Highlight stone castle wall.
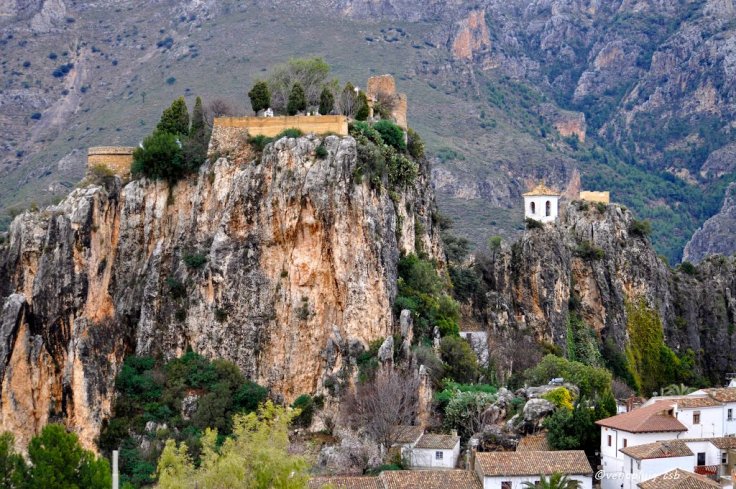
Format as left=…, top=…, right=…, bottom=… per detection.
left=579, top=191, right=610, bottom=204
left=366, top=74, right=408, bottom=130
left=87, top=147, right=135, bottom=176
left=214, top=115, right=348, bottom=138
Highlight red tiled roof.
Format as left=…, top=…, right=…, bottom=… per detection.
left=309, top=476, right=382, bottom=489
left=379, top=470, right=482, bottom=489
left=638, top=469, right=720, bottom=489
left=391, top=426, right=424, bottom=445
left=516, top=433, right=550, bottom=452
left=414, top=433, right=460, bottom=450
left=703, top=388, right=736, bottom=402
left=620, top=440, right=693, bottom=460
left=596, top=401, right=687, bottom=433
left=474, top=450, right=593, bottom=477
left=671, top=397, right=722, bottom=408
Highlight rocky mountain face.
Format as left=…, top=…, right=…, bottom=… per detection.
left=684, top=183, right=736, bottom=262
left=2, top=0, right=735, bottom=263
left=0, top=134, right=442, bottom=450
left=475, top=202, right=736, bottom=385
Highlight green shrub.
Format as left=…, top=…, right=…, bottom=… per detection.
left=315, top=143, right=328, bottom=159
left=291, top=394, right=316, bottom=428
left=525, top=217, right=544, bottom=230
left=679, top=261, right=697, bottom=276
left=596, top=202, right=607, bottom=213
left=575, top=241, right=605, bottom=260
left=407, top=128, right=425, bottom=159
left=286, top=82, right=307, bottom=115
left=248, top=81, right=271, bottom=113
left=274, top=128, right=303, bottom=140
left=541, top=387, right=574, bottom=410
left=349, top=121, right=383, bottom=145
left=248, top=134, right=273, bottom=151
left=214, top=308, right=228, bottom=322
left=525, top=354, right=612, bottom=398
left=166, top=277, right=186, bottom=299
left=439, top=336, right=479, bottom=383
left=373, top=120, right=406, bottom=151
left=629, top=219, right=652, bottom=237
left=387, top=152, right=418, bottom=187
left=132, top=130, right=185, bottom=181
left=184, top=253, right=207, bottom=269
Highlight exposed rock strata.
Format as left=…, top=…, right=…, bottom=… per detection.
left=0, top=135, right=442, bottom=449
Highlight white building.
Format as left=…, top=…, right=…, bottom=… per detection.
left=409, top=433, right=461, bottom=469
left=597, top=387, right=736, bottom=489
left=523, top=183, right=560, bottom=223
left=474, top=450, right=593, bottom=489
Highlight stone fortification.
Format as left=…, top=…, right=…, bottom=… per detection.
left=579, top=191, right=610, bottom=204
left=366, top=75, right=408, bottom=130
left=87, top=146, right=136, bottom=176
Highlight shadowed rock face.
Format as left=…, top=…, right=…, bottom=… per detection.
left=477, top=202, right=736, bottom=384
left=0, top=134, right=442, bottom=450
left=684, top=183, right=736, bottom=263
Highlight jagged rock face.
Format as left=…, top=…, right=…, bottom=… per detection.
left=479, top=203, right=736, bottom=382
left=684, top=183, right=736, bottom=263
left=0, top=135, right=442, bottom=449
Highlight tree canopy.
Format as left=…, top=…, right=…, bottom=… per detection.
left=157, top=97, right=190, bottom=136
left=287, top=83, right=307, bottom=116
left=248, top=81, right=271, bottom=113
left=267, top=58, right=330, bottom=112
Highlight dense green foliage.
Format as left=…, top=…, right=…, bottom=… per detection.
left=99, top=352, right=267, bottom=488
left=395, top=254, right=460, bottom=340
left=441, top=387, right=497, bottom=440
left=286, top=83, right=307, bottom=116
left=522, top=472, right=582, bottom=489
left=266, top=57, right=331, bottom=112
left=439, top=336, right=479, bottom=383
left=2, top=426, right=111, bottom=488
left=373, top=120, right=406, bottom=151
left=248, top=81, right=271, bottom=113
left=157, top=97, right=190, bottom=136
left=525, top=354, right=612, bottom=398
left=318, top=87, right=334, bottom=115
left=355, top=91, right=370, bottom=121
left=544, top=398, right=614, bottom=456
left=625, top=299, right=697, bottom=395
left=132, top=130, right=185, bottom=181
left=541, top=387, right=574, bottom=411
left=183, top=96, right=209, bottom=170
left=350, top=121, right=419, bottom=190
left=156, top=402, right=309, bottom=489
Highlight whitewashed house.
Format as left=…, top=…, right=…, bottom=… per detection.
left=619, top=440, right=696, bottom=489
left=523, top=183, right=560, bottom=224
left=474, top=450, right=593, bottom=489
left=409, top=433, right=461, bottom=469
left=390, top=425, right=424, bottom=462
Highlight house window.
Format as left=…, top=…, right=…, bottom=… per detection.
left=697, top=452, right=706, bottom=466
left=530, top=202, right=536, bottom=214
left=693, top=411, right=701, bottom=425
left=607, top=435, right=612, bottom=447
left=435, top=451, right=443, bottom=460
left=722, top=452, right=728, bottom=465
left=728, top=409, right=733, bottom=421
left=545, top=201, right=551, bottom=216
left=623, top=439, right=628, bottom=448
left=502, top=482, right=512, bottom=489
left=534, top=481, right=541, bottom=487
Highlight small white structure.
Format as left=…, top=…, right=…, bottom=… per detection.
left=409, top=433, right=461, bottom=469
left=390, top=425, right=424, bottom=462
left=263, top=108, right=274, bottom=117
left=523, top=182, right=560, bottom=223
left=474, top=450, right=593, bottom=489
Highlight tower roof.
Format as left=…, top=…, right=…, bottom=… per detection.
left=523, top=182, right=560, bottom=197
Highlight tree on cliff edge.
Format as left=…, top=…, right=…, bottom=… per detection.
left=157, top=97, right=190, bottom=136
left=183, top=96, right=210, bottom=170
left=248, top=81, right=271, bottom=114
left=319, top=87, right=334, bottom=115
left=287, top=83, right=307, bottom=116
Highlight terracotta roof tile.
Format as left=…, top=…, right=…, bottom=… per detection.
left=596, top=401, right=687, bottom=433
left=678, top=436, right=736, bottom=449
left=391, top=426, right=424, bottom=445
left=414, top=433, right=460, bottom=450
left=704, top=388, right=736, bottom=402
left=671, top=397, right=722, bottom=408
left=620, top=440, right=693, bottom=460
left=474, top=450, right=593, bottom=477
left=309, top=476, right=382, bottom=489
left=379, top=470, right=482, bottom=489
left=516, top=433, right=550, bottom=452
left=638, top=469, right=720, bottom=489
left=523, top=183, right=560, bottom=197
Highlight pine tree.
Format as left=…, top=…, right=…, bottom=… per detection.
left=287, top=82, right=307, bottom=116
left=0, top=432, right=27, bottom=489
left=157, top=97, right=190, bottom=136
left=248, top=81, right=271, bottom=114
left=184, top=96, right=209, bottom=171
left=355, top=91, right=370, bottom=121
left=319, top=87, right=334, bottom=115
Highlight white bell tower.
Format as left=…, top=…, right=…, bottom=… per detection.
left=523, top=182, right=560, bottom=223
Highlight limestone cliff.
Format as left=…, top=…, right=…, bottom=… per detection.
left=0, top=134, right=442, bottom=450
left=683, top=183, right=736, bottom=263
left=476, top=202, right=736, bottom=384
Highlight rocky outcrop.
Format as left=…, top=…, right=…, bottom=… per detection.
left=683, top=183, right=736, bottom=263
left=0, top=134, right=442, bottom=450
left=451, top=9, right=491, bottom=61
left=478, top=202, right=736, bottom=384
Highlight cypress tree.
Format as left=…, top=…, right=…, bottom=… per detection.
left=248, top=81, right=271, bottom=113
left=319, top=87, right=334, bottom=115
left=355, top=91, right=370, bottom=121
left=286, top=82, right=307, bottom=116
left=184, top=96, right=209, bottom=171
left=157, top=97, right=190, bottom=136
